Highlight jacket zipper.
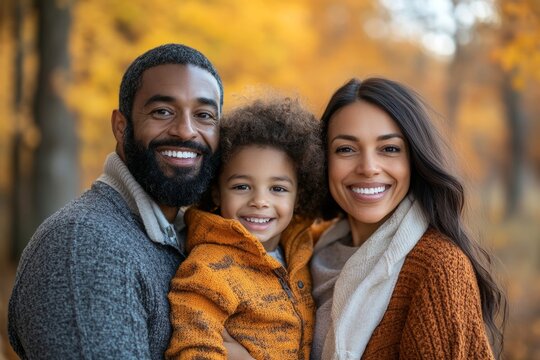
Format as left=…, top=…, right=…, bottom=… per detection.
left=274, top=268, right=305, bottom=360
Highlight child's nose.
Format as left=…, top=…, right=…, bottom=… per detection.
left=249, top=191, right=269, bottom=208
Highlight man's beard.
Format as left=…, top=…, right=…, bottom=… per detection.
left=123, top=125, right=220, bottom=207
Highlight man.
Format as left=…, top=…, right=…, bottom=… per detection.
left=8, top=43, right=223, bottom=359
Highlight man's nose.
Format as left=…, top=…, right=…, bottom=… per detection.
left=168, top=114, right=197, bottom=140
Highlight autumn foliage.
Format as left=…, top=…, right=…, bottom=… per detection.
left=0, top=0, right=539, bottom=358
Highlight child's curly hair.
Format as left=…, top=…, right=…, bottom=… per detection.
left=209, top=97, right=325, bottom=219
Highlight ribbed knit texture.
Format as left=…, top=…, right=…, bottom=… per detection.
left=361, top=229, right=494, bottom=359
left=166, top=208, right=315, bottom=360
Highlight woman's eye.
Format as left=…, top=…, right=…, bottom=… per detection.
left=382, top=145, right=400, bottom=153
left=271, top=186, right=288, bottom=193
left=232, top=184, right=250, bottom=191
left=335, top=146, right=354, bottom=153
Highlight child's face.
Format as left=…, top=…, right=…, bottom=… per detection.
left=215, top=145, right=297, bottom=251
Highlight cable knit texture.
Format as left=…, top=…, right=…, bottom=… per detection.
left=361, top=229, right=494, bottom=359
left=166, top=208, right=315, bottom=360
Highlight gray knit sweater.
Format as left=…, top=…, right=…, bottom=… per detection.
left=8, top=181, right=184, bottom=359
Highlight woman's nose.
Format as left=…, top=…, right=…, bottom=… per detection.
left=355, top=152, right=380, bottom=177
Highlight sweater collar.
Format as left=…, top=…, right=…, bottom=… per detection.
left=97, top=152, right=185, bottom=252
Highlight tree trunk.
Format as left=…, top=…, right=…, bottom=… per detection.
left=501, top=72, right=526, bottom=217
left=32, top=0, right=78, bottom=230
left=9, top=0, right=36, bottom=261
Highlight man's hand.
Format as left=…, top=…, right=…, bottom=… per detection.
left=222, top=328, right=255, bottom=360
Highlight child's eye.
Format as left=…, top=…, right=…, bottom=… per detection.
left=231, top=184, right=250, bottom=191
left=271, top=186, right=288, bottom=193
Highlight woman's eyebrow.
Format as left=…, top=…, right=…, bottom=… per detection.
left=378, top=133, right=404, bottom=141
left=330, top=134, right=358, bottom=143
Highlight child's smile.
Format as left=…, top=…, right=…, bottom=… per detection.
left=215, top=145, right=298, bottom=251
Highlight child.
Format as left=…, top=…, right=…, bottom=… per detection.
left=166, top=98, right=325, bottom=360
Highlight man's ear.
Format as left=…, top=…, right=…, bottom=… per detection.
left=111, top=109, right=127, bottom=144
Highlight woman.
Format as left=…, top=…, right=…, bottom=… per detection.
left=310, top=78, right=506, bottom=359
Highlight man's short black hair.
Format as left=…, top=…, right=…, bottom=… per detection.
left=119, top=43, right=223, bottom=122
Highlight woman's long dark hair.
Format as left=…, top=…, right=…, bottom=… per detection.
left=320, top=78, right=507, bottom=357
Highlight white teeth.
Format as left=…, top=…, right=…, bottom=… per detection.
left=245, top=217, right=271, bottom=224
left=351, top=186, right=386, bottom=195
left=161, top=150, right=197, bottom=159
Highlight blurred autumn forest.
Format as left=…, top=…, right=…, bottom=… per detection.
left=0, top=0, right=539, bottom=359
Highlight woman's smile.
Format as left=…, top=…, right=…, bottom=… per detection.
left=327, top=100, right=410, bottom=240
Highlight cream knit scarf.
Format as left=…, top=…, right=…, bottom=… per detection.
left=318, top=195, right=429, bottom=359
left=97, top=152, right=185, bottom=251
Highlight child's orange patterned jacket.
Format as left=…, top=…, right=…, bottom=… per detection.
left=166, top=208, right=315, bottom=360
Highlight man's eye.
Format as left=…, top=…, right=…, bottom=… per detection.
left=196, top=112, right=216, bottom=121
left=150, top=109, right=174, bottom=119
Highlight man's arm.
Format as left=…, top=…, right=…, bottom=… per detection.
left=9, top=223, right=153, bottom=359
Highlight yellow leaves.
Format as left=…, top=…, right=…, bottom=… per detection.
left=65, top=0, right=323, bottom=185
left=22, top=0, right=538, bottom=194
left=502, top=1, right=530, bottom=18
left=494, top=0, right=540, bottom=88
left=176, top=0, right=316, bottom=81
left=494, top=29, right=540, bottom=88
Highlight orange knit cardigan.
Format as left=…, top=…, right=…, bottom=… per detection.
left=166, top=208, right=315, bottom=360
left=362, top=229, right=494, bottom=359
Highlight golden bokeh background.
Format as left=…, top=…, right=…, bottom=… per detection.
left=1, top=0, right=539, bottom=358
